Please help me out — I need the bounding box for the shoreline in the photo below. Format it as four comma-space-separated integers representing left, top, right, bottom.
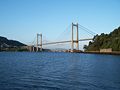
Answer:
0, 50, 120, 55
81, 51, 120, 55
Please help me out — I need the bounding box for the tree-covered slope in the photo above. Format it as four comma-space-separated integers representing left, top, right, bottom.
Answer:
84, 27, 120, 51
0, 36, 26, 47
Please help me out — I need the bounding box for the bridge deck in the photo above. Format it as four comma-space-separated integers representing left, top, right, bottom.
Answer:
38, 38, 92, 46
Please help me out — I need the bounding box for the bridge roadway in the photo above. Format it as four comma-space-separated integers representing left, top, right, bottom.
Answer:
38, 38, 92, 46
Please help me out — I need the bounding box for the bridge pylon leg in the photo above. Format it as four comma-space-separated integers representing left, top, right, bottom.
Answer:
37, 33, 39, 52
76, 23, 79, 50
71, 23, 74, 52
40, 34, 42, 51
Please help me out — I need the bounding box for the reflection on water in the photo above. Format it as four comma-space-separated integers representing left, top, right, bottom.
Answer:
0, 52, 120, 90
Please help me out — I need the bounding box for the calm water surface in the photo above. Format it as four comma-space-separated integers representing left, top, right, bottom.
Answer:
0, 52, 120, 90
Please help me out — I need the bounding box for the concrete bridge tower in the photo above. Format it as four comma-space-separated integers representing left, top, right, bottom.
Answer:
71, 23, 79, 52
36, 33, 42, 52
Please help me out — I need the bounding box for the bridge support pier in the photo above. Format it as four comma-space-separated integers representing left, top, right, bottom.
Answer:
71, 23, 79, 52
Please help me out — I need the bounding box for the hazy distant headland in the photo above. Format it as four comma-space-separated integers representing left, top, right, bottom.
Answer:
0, 36, 26, 51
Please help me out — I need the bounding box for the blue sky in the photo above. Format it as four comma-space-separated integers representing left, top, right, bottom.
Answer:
0, 0, 120, 45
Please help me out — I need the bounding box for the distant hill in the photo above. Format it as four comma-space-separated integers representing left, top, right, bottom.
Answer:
0, 36, 26, 47
84, 26, 120, 51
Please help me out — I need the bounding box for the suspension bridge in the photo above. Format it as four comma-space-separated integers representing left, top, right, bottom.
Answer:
28, 23, 96, 52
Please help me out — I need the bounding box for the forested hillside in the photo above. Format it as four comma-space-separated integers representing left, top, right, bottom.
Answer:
0, 36, 25, 47
84, 27, 120, 51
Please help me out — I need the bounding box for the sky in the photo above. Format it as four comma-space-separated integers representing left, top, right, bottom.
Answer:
0, 0, 120, 45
